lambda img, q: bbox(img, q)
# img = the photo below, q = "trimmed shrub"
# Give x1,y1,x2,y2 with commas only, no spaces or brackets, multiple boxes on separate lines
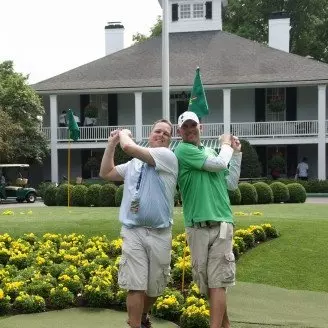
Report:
37,182,56,198
240,139,261,178
85,184,102,207
228,188,241,205
270,182,290,203
71,185,88,207
99,184,117,207
238,183,258,205
115,185,124,207
43,185,57,206
261,224,279,239
233,236,246,253
234,229,255,249
248,225,266,242
287,183,307,203
253,182,273,204
55,184,74,206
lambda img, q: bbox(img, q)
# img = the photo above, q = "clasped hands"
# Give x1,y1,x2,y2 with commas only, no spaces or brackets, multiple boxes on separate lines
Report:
219,134,241,152
108,129,132,146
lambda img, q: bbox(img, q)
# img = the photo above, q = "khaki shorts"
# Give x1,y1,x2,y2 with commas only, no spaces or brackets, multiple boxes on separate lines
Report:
118,226,172,297
186,222,235,295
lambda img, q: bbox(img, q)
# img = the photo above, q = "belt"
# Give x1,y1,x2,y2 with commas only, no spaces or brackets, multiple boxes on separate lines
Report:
192,221,221,228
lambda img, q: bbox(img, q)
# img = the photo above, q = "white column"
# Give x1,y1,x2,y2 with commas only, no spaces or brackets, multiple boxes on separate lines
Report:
162,0,170,120
50,95,59,183
135,92,143,142
318,85,326,180
223,89,231,134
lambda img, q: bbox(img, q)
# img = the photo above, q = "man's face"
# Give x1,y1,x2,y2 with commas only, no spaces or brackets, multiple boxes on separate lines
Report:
178,120,201,145
148,122,172,148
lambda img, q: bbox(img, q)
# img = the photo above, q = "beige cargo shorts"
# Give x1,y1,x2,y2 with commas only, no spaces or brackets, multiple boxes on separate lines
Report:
118,225,172,297
186,222,235,295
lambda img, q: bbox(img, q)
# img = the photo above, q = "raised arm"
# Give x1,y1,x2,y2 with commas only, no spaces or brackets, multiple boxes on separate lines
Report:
226,136,242,190
202,134,234,172
119,129,156,166
99,130,124,181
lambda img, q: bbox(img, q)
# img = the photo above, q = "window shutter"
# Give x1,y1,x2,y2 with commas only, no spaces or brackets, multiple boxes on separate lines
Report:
205,1,212,19
172,4,179,21
255,88,266,122
286,87,297,121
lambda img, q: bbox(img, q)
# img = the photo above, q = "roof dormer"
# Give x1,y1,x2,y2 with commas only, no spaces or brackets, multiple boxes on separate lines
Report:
158,0,226,33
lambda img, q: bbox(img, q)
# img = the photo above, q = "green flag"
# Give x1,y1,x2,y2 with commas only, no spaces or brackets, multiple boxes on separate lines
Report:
188,67,209,118
66,109,80,141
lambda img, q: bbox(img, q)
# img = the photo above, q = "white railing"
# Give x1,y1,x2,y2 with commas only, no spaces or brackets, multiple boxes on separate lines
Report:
41,127,51,140
57,125,136,141
41,120,326,142
142,123,224,139
231,120,318,138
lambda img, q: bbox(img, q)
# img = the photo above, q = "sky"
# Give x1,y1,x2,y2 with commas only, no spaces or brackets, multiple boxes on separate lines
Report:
0,0,162,84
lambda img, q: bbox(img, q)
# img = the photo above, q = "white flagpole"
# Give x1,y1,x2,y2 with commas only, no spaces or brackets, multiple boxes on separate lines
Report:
162,0,170,120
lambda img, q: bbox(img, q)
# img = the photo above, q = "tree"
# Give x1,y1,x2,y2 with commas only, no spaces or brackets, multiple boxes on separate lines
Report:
0,109,22,162
239,139,262,178
223,0,328,63
0,61,48,163
132,16,162,44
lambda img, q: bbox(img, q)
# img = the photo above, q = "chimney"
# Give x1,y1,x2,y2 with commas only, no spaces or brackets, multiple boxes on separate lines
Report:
105,22,125,56
268,12,290,52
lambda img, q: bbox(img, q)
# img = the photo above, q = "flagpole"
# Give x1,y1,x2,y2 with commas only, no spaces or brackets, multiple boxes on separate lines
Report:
67,137,71,208
162,0,170,120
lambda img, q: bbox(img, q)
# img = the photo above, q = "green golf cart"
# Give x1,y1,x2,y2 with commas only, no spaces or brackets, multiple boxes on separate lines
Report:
0,164,37,203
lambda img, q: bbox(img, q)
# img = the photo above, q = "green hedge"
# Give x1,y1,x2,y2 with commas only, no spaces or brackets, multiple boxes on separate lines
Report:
115,185,124,207
287,183,307,203
99,184,118,207
55,184,74,206
228,188,241,205
238,182,258,205
43,186,57,206
71,185,88,207
270,182,290,203
85,184,102,207
253,182,273,204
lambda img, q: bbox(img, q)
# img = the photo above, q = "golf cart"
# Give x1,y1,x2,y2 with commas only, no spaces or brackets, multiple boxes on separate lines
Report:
0,164,37,203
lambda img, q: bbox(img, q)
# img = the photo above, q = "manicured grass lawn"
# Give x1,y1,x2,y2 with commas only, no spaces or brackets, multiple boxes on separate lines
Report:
1,204,327,293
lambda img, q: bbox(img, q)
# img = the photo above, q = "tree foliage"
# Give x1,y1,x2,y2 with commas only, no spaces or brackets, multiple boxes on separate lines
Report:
223,0,328,63
0,61,48,163
132,16,162,44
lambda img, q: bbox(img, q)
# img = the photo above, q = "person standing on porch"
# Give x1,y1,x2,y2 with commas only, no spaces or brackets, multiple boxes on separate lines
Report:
296,157,309,180
58,110,67,127
175,111,242,328
99,119,178,328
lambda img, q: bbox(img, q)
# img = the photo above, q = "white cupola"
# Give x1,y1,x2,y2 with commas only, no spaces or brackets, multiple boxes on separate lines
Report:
158,0,227,33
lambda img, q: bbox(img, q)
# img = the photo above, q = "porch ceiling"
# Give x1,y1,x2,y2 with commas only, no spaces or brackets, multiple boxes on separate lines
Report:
32,31,328,92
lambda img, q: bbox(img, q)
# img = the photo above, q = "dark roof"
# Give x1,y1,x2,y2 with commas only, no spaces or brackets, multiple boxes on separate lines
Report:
32,30,328,92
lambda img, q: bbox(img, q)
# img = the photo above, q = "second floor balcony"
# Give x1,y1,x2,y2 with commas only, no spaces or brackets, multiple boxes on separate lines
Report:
41,120,328,143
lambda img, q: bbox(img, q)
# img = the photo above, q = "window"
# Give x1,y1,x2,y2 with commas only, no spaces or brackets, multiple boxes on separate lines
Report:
193,3,204,18
179,3,205,20
180,4,191,19
266,88,286,121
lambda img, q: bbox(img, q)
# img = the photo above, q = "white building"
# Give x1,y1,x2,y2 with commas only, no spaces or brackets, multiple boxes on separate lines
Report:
31,0,328,184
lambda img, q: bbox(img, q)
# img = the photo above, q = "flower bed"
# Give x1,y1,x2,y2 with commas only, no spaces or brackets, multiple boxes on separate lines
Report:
0,223,279,326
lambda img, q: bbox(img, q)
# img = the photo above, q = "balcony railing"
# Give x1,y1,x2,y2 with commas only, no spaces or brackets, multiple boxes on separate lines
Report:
41,120,327,142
